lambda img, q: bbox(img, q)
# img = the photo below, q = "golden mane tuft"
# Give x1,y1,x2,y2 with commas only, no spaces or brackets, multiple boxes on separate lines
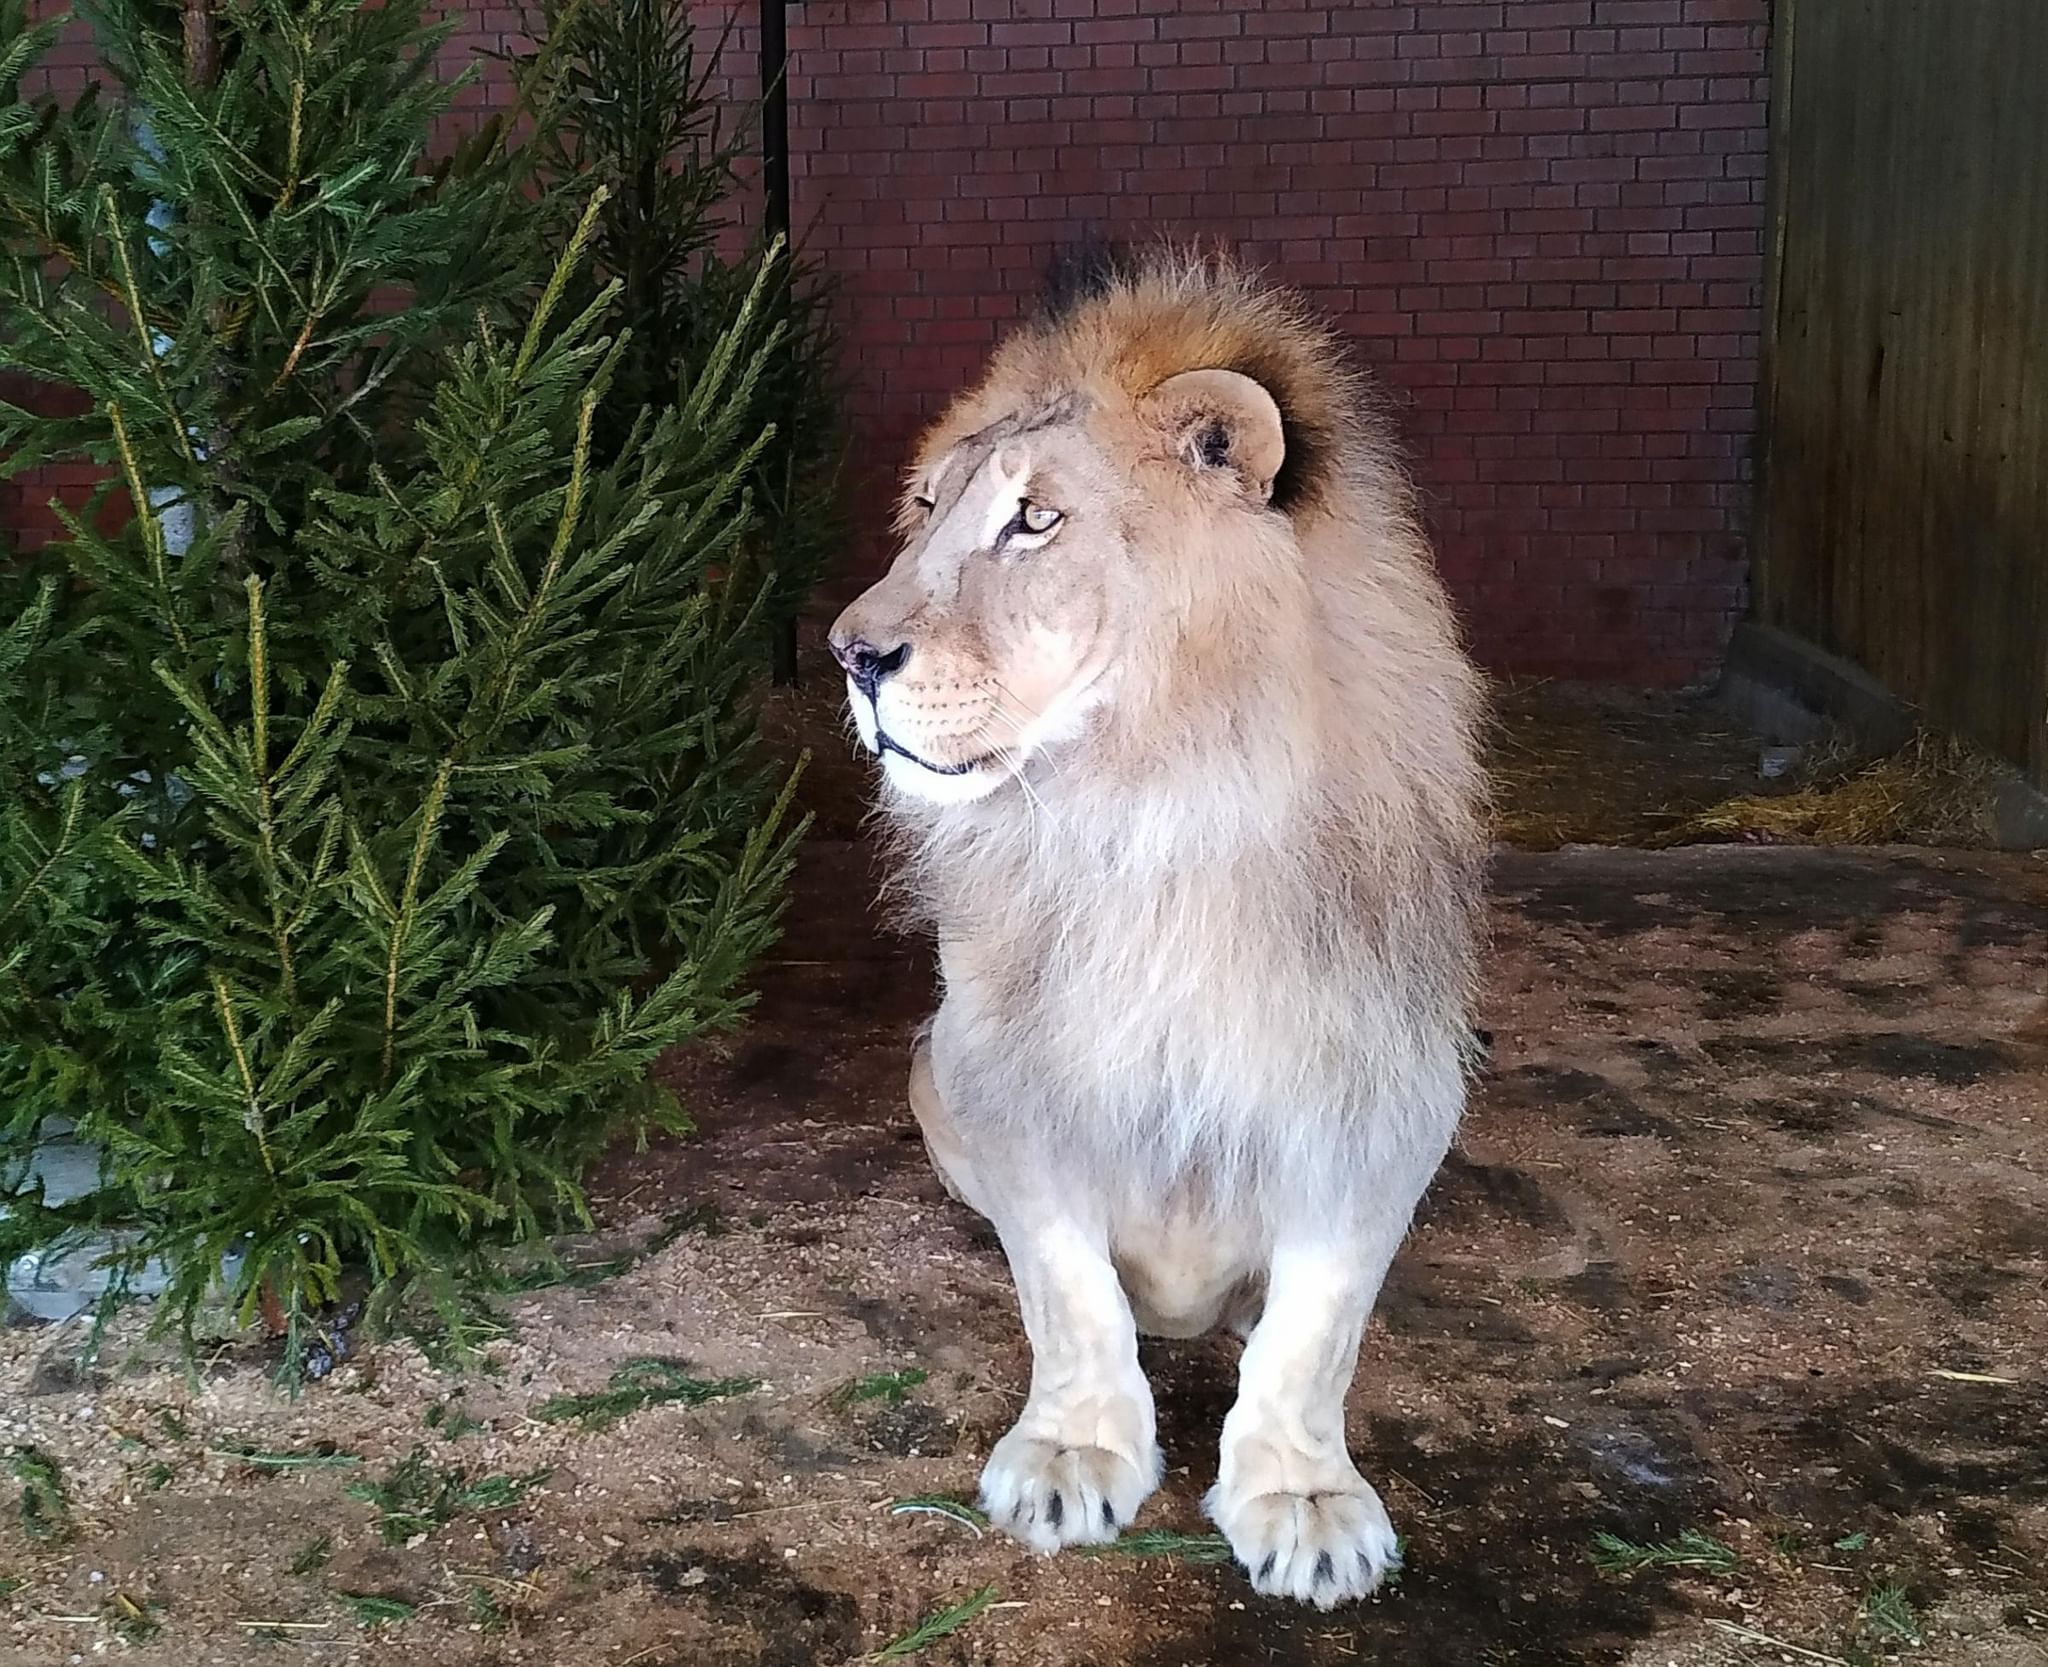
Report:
953,245,1385,519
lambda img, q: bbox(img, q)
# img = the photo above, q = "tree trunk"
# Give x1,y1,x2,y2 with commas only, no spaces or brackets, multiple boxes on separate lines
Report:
182,0,220,87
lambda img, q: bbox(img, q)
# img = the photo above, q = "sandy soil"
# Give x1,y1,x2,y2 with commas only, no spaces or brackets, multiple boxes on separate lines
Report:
4,645,2045,1666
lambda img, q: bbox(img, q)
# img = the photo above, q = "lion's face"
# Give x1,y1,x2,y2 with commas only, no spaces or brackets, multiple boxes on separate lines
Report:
829,371,1286,806
828,416,1128,806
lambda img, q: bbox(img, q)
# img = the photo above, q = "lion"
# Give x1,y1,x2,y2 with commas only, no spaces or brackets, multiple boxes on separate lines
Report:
828,248,1486,1609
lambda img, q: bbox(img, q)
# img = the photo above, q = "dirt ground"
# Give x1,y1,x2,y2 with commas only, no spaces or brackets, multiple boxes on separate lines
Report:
4,659,2046,1667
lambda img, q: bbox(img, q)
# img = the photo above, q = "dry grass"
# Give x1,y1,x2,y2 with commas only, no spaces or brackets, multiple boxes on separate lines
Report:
1486,676,2007,852
1485,676,1762,850
1665,729,2005,848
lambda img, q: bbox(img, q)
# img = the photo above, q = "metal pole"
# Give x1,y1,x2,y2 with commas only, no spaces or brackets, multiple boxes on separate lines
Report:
760,0,790,247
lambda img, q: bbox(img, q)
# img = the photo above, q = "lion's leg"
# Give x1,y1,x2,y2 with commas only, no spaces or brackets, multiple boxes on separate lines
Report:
976,1209,1163,1552
1204,1223,1408,1609
913,1032,1007,1228
920,1011,1161,1549
908,1033,990,1218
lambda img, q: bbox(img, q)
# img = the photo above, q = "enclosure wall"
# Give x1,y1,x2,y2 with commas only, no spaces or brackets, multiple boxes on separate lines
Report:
9,0,1772,686
1755,0,2048,784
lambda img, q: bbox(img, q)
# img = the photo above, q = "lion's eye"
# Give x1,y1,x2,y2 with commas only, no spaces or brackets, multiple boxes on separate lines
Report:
913,493,936,513
1004,501,1061,543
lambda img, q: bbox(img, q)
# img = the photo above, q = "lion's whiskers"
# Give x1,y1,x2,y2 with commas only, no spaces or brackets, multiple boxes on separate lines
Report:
1009,752,1051,824
989,682,1066,786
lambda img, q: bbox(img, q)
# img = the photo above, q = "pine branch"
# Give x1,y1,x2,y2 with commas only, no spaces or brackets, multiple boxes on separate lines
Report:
0,777,86,946
242,576,298,1004
209,971,276,1177
379,758,452,1089
105,403,192,656
101,189,201,467
513,185,611,382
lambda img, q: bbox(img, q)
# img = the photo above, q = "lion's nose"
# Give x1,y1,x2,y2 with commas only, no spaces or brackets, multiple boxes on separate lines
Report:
833,636,911,698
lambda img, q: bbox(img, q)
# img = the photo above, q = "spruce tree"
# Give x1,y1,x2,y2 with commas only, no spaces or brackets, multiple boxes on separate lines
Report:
522,0,846,680
0,0,810,1366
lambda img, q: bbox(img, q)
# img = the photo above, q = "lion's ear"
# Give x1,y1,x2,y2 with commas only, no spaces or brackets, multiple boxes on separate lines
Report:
1151,368,1286,503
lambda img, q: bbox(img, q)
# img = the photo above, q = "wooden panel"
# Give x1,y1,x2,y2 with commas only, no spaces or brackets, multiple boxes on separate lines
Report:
1756,0,2048,786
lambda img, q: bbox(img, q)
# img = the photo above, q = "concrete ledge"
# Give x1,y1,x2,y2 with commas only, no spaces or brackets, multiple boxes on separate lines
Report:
1992,774,2048,851
1717,621,1918,750
1717,621,2048,851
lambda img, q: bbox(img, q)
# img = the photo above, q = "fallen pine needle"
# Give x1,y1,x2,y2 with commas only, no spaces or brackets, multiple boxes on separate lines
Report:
235,1620,330,1630
1931,1369,2017,1385
1388,1469,1439,1509
1704,1619,1851,1665
868,1584,997,1660
340,1593,417,1627
209,1448,362,1469
1590,1528,1739,1575
1077,1529,1234,1564
729,1496,863,1520
888,1495,988,1535
829,1369,930,1411
533,1359,760,1430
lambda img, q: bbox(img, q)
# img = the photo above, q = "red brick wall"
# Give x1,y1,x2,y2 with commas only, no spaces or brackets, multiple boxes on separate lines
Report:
3,10,97,554
9,0,1772,687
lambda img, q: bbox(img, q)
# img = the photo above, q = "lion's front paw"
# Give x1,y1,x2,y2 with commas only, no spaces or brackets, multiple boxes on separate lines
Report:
979,1428,1160,1552
1206,1476,1400,1609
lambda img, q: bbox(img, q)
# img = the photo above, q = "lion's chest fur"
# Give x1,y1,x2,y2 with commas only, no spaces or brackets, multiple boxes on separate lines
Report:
944,850,1347,1108
926,803,1446,1236
911,728,1475,1283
